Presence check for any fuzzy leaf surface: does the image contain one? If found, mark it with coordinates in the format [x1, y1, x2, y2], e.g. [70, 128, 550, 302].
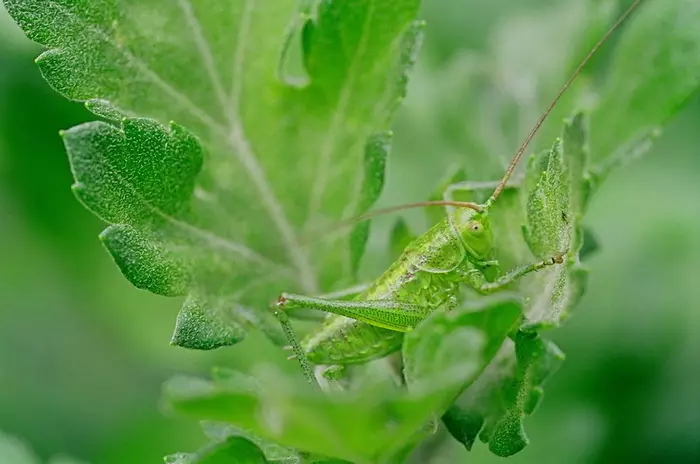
[163, 299, 510, 463]
[4, 0, 423, 347]
[442, 333, 565, 457]
[520, 114, 589, 329]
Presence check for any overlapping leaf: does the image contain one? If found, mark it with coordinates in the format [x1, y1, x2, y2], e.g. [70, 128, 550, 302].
[164, 297, 521, 463]
[520, 113, 589, 329]
[433, 115, 586, 455]
[441, 333, 564, 457]
[4, 0, 423, 348]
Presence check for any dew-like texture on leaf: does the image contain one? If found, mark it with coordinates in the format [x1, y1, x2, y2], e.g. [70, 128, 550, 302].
[442, 333, 564, 457]
[164, 300, 504, 464]
[4, 0, 423, 347]
[164, 435, 269, 464]
[591, 0, 700, 163]
[521, 114, 589, 329]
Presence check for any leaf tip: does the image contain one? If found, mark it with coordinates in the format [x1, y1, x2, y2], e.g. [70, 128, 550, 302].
[171, 297, 246, 350]
[99, 225, 190, 297]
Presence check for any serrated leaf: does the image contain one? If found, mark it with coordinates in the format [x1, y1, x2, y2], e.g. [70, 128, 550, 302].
[521, 114, 589, 328]
[163, 299, 506, 464]
[164, 436, 268, 464]
[523, 138, 572, 259]
[171, 296, 246, 350]
[200, 422, 301, 464]
[590, 0, 700, 165]
[4, 0, 423, 347]
[443, 333, 564, 457]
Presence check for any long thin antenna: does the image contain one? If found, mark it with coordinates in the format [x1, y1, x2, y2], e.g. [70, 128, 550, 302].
[300, 200, 483, 245]
[486, 0, 643, 208]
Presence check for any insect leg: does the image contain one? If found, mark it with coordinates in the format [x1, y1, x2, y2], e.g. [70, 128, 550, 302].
[272, 305, 318, 387]
[462, 254, 565, 295]
[285, 283, 372, 322]
[276, 293, 430, 332]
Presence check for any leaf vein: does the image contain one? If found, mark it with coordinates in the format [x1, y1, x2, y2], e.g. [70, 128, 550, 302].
[176, 0, 232, 127]
[306, 1, 376, 226]
[223, 0, 318, 293]
[47, 0, 226, 133]
[78, 128, 288, 274]
[50, 0, 316, 292]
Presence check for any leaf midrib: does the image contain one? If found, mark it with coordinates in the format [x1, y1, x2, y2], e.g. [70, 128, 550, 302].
[48, 0, 318, 293]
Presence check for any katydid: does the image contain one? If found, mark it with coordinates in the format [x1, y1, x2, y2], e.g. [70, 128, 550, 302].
[276, 0, 643, 386]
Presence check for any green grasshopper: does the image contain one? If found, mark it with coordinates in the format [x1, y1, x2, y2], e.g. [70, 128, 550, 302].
[276, 0, 643, 386]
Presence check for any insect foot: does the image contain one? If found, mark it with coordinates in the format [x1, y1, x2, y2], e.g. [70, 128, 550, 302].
[276, 294, 288, 307]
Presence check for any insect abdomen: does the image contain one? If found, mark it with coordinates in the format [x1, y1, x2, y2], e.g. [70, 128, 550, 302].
[302, 252, 460, 364]
[300, 220, 465, 364]
[304, 318, 403, 364]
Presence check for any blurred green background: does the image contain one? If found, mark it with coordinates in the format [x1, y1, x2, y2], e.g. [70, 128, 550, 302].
[1, 0, 698, 463]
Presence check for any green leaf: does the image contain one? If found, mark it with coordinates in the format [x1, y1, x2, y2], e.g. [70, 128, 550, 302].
[579, 226, 600, 261]
[401, 296, 522, 457]
[163, 298, 513, 463]
[403, 295, 522, 391]
[199, 421, 301, 464]
[590, 0, 700, 166]
[442, 333, 565, 457]
[164, 436, 268, 464]
[4, 0, 423, 347]
[425, 165, 467, 226]
[170, 296, 246, 350]
[388, 217, 414, 262]
[164, 370, 450, 464]
[521, 113, 590, 329]
[349, 131, 392, 278]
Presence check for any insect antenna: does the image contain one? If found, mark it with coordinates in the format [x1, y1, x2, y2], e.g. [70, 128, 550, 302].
[485, 0, 643, 208]
[298, 0, 643, 248]
[299, 200, 482, 245]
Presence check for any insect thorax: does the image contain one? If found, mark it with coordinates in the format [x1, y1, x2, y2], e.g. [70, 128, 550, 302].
[301, 219, 468, 365]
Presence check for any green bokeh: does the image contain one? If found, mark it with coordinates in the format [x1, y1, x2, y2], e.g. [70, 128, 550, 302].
[1, 0, 698, 463]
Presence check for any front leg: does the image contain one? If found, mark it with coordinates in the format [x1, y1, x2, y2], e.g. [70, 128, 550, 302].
[461, 254, 565, 295]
